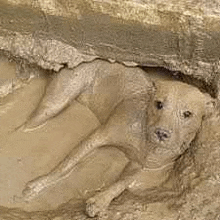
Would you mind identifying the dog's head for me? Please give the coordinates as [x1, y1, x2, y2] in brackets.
[146, 79, 216, 164]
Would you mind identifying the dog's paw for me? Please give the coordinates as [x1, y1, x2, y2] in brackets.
[86, 194, 111, 217]
[21, 176, 48, 202]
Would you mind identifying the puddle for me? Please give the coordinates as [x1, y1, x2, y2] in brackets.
[0, 56, 219, 220]
[0, 58, 128, 212]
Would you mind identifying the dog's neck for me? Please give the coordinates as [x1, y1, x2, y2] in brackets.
[144, 140, 191, 170]
[144, 151, 175, 170]
[143, 161, 174, 171]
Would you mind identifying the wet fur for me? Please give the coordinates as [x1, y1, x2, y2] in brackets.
[17, 60, 216, 217]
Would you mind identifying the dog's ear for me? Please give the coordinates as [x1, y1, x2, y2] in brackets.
[151, 81, 157, 95]
[204, 93, 218, 118]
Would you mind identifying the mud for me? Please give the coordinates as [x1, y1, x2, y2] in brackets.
[0, 57, 128, 212]
[1, 0, 220, 91]
[0, 56, 220, 220]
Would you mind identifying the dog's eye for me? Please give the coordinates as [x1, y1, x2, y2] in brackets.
[155, 101, 163, 109]
[183, 111, 192, 118]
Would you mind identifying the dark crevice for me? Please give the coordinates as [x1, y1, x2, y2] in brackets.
[141, 66, 217, 98]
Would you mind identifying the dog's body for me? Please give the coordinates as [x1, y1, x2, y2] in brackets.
[19, 60, 215, 217]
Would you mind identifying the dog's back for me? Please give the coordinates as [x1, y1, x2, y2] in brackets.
[77, 61, 154, 124]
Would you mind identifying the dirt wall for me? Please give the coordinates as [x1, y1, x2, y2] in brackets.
[1, 0, 220, 90]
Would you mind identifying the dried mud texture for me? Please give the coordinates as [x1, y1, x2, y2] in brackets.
[1, 0, 220, 96]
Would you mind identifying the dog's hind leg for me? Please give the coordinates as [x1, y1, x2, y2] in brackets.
[18, 61, 102, 131]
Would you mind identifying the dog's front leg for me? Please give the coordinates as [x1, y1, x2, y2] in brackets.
[85, 160, 174, 217]
[86, 179, 131, 218]
[85, 161, 140, 217]
[20, 125, 112, 201]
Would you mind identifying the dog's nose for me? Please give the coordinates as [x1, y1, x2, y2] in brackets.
[155, 128, 171, 141]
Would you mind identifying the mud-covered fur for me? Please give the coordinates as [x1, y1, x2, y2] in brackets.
[17, 60, 216, 217]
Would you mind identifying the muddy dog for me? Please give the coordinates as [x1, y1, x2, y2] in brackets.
[17, 60, 215, 217]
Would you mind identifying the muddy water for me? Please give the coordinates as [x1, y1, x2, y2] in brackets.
[0, 59, 128, 212]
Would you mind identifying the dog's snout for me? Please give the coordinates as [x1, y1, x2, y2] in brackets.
[155, 128, 171, 141]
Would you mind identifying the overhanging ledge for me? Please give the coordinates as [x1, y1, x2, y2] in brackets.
[0, 0, 220, 86]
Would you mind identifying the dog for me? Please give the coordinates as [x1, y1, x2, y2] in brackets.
[17, 60, 216, 217]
